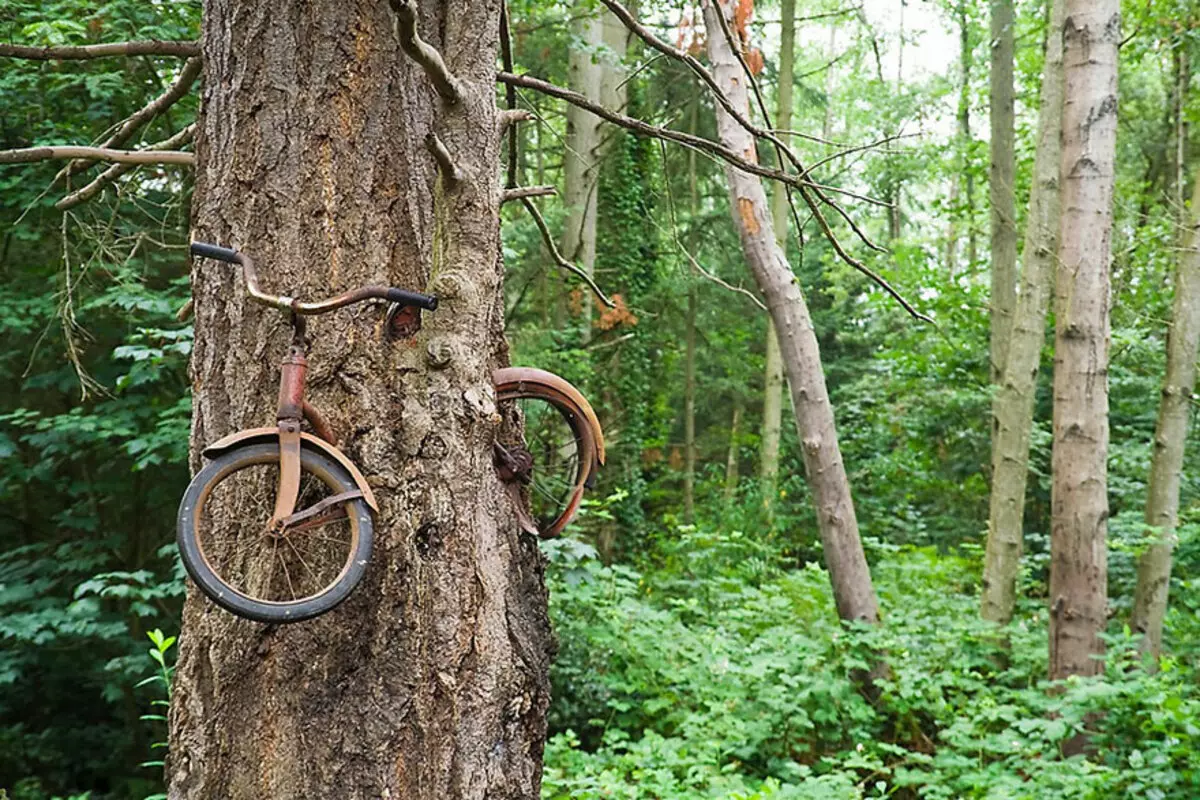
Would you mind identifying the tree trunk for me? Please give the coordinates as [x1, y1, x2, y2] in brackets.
[562, 14, 604, 323]
[703, 0, 879, 623]
[761, 0, 794, 523]
[168, 2, 552, 798]
[724, 398, 743, 506]
[684, 281, 697, 523]
[1131, 173, 1200, 659]
[1049, 0, 1119, 682]
[563, 5, 628, 327]
[945, 4, 974, 274]
[981, 0, 1065, 625]
[988, 0, 1017, 383]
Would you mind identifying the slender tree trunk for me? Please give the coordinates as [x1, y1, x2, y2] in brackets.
[989, 0, 1017, 383]
[563, 13, 604, 323]
[982, 0, 1065, 625]
[684, 281, 697, 523]
[703, 0, 879, 623]
[1131, 173, 1200, 659]
[945, 4, 974, 273]
[563, 5, 628, 327]
[169, 2, 551, 798]
[761, 0, 794, 523]
[724, 398, 743, 506]
[683, 95, 700, 525]
[1049, 0, 1119, 683]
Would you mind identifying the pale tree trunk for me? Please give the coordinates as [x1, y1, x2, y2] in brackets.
[1131, 172, 1200, 659]
[761, 0, 795, 523]
[988, 0, 1017, 383]
[724, 398, 743, 506]
[703, 0, 879, 623]
[945, 4, 974, 274]
[169, 2, 552, 798]
[1049, 0, 1119, 682]
[562, 4, 628, 325]
[562, 14, 603, 322]
[981, 0, 1065, 625]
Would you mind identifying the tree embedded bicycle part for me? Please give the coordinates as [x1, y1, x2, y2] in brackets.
[493, 367, 605, 539]
[179, 243, 606, 623]
[177, 242, 436, 623]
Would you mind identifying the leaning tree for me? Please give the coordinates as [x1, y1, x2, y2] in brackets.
[1, 0, 928, 794]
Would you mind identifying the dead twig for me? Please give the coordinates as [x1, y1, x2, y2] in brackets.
[0, 146, 194, 166]
[56, 125, 196, 210]
[0, 40, 199, 60]
[517, 197, 615, 308]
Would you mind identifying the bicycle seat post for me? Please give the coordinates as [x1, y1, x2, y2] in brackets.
[277, 313, 308, 426]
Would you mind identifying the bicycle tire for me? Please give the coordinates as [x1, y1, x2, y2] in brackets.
[494, 369, 603, 538]
[177, 442, 374, 623]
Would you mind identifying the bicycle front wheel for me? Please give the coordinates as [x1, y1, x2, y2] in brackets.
[177, 442, 373, 623]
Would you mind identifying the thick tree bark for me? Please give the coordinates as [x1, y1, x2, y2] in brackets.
[760, 0, 794, 524]
[168, 2, 552, 798]
[1131, 172, 1200, 659]
[981, 0, 1065, 625]
[1049, 0, 1119, 682]
[703, 0, 879, 623]
[988, 0, 1017, 383]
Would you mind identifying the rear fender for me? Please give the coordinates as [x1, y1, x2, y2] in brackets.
[202, 427, 379, 515]
[492, 367, 606, 471]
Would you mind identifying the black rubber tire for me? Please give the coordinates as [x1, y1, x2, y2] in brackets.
[177, 442, 374, 623]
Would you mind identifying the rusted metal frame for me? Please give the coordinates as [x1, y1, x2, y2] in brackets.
[492, 367, 606, 538]
[493, 366, 606, 466]
[271, 318, 308, 522]
[277, 489, 364, 530]
[302, 401, 337, 444]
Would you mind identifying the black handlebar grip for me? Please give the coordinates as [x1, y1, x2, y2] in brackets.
[190, 242, 242, 263]
[386, 288, 438, 311]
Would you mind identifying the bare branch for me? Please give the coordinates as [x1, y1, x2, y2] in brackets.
[517, 197, 615, 308]
[658, 139, 766, 311]
[58, 57, 202, 181]
[56, 125, 196, 210]
[387, 0, 463, 103]
[502, 185, 556, 204]
[0, 40, 199, 60]
[497, 72, 817, 194]
[602, 0, 888, 252]
[0, 146, 194, 166]
[425, 133, 461, 184]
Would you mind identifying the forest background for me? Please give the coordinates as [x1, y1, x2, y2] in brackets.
[2, 0, 1199, 797]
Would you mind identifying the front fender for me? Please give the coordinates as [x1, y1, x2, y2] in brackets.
[202, 427, 379, 515]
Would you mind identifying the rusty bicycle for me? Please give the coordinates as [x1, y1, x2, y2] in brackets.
[178, 242, 604, 624]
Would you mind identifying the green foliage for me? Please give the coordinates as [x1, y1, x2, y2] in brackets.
[542, 532, 1200, 799]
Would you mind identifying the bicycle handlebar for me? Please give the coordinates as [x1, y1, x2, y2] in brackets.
[189, 241, 438, 314]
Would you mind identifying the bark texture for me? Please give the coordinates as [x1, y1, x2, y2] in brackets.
[1049, 0, 1119, 681]
[1131, 173, 1200, 658]
[168, 2, 552, 798]
[703, 0, 879, 623]
[981, 0, 1065, 625]
[760, 0, 794, 523]
[988, 0, 1017, 383]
